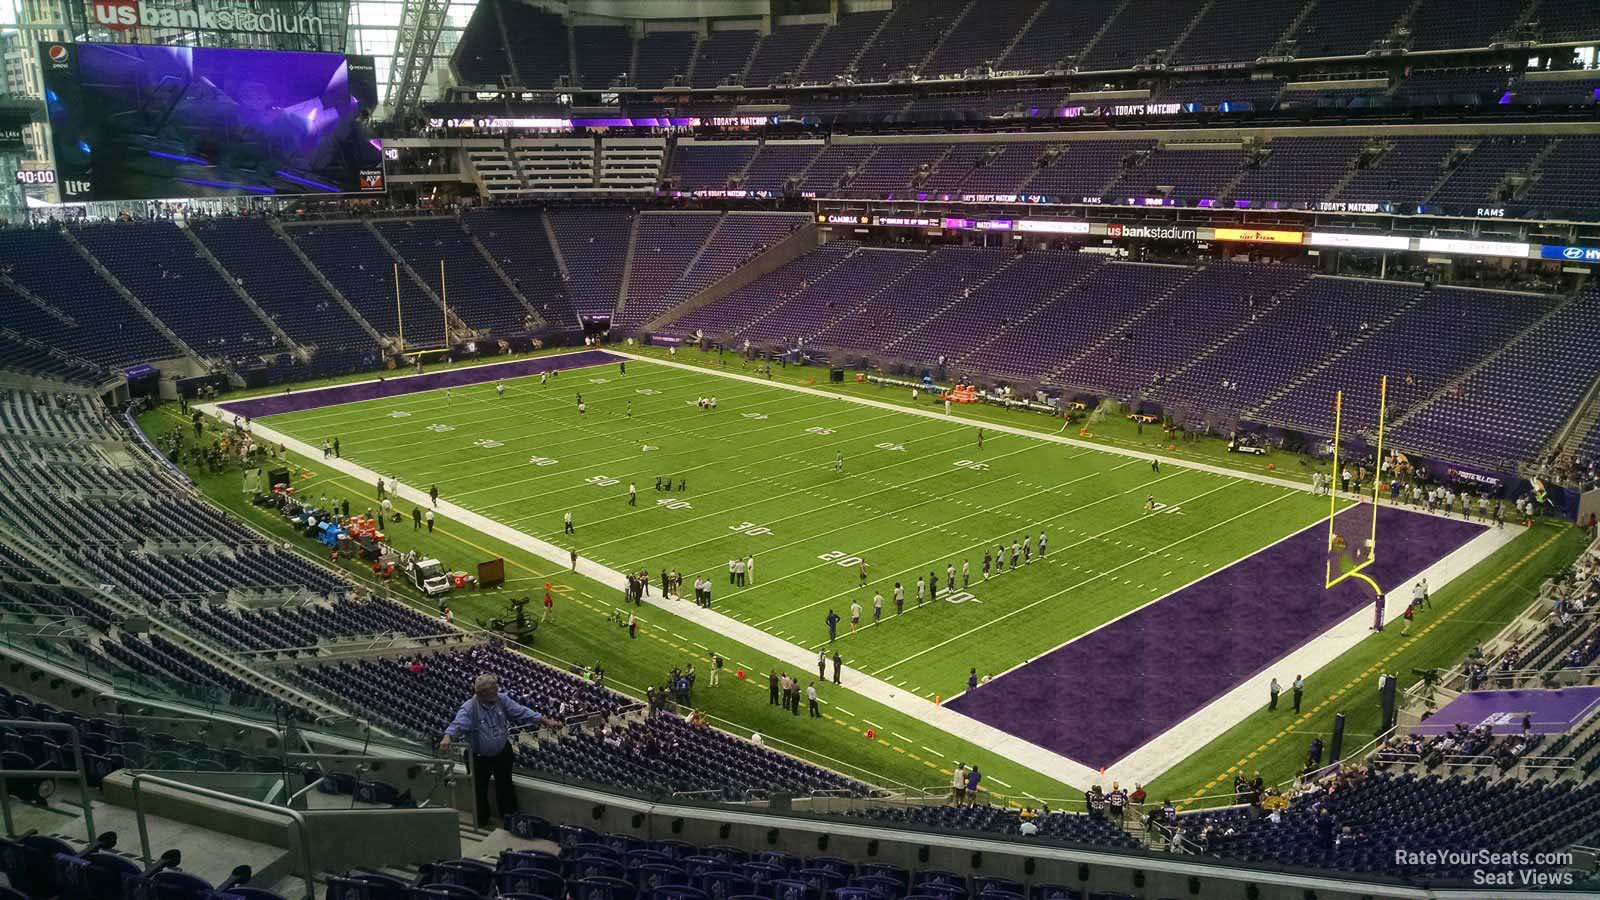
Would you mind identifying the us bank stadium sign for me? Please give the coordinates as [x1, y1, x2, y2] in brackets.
[89, 0, 325, 35]
[1104, 223, 1200, 241]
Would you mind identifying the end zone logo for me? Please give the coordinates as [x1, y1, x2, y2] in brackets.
[90, 0, 138, 30]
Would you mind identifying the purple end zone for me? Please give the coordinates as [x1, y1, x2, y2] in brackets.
[1412, 686, 1600, 736]
[216, 350, 625, 419]
[946, 504, 1486, 770]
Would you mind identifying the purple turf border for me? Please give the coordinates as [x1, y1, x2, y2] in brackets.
[947, 505, 1486, 770]
[216, 350, 625, 419]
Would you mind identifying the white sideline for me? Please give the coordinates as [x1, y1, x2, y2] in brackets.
[196, 349, 1515, 792]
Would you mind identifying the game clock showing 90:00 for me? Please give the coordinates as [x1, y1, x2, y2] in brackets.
[14, 169, 56, 186]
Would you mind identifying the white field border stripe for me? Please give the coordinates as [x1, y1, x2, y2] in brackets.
[1108, 521, 1523, 786]
[199, 407, 1110, 790]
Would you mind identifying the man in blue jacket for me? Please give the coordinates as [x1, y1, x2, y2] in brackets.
[439, 674, 556, 827]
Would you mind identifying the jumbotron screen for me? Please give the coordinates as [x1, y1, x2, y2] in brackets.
[40, 42, 384, 201]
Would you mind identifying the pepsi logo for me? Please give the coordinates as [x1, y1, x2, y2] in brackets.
[47, 45, 67, 62]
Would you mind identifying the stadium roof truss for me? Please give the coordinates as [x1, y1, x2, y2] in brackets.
[386, 0, 451, 118]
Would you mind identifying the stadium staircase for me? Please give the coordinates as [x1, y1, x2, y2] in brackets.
[733, 31, 761, 86]
[492, 0, 520, 84]
[1391, 0, 1432, 47]
[729, 142, 762, 189]
[843, 9, 894, 77]
[954, 256, 1108, 369]
[1247, 282, 1425, 417]
[1069, 0, 1135, 68]
[0, 275, 74, 331]
[683, 31, 703, 86]
[1047, 263, 1202, 384]
[1387, 289, 1588, 433]
[57, 228, 201, 366]
[1322, 143, 1376, 202]
[1131, 274, 1300, 400]
[1419, 141, 1478, 204]
[994, 1, 1052, 68]
[541, 212, 572, 284]
[880, 253, 1024, 350]
[677, 216, 726, 282]
[1540, 371, 1600, 466]
[915, 0, 980, 75]
[180, 227, 305, 359]
[615, 214, 642, 316]
[789, 21, 829, 80]
[565, 20, 579, 86]
[462, 224, 543, 326]
[643, 221, 822, 334]
[1165, 0, 1219, 61]
[1271, 0, 1319, 55]
[1515, 136, 1568, 202]
[266, 220, 385, 348]
[361, 221, 473, 339]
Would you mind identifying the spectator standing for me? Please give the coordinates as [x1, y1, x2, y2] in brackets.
[439, 674, 552, 827]
[1269, 677, 1280, 711]
[951, 764, 967, 805]
[807, 683, 820, 717]
[1292, 675, 1305, 713]
[1109, 783, 1127, 822]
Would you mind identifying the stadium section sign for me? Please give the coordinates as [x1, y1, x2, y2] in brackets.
[90, 0, 325, 35]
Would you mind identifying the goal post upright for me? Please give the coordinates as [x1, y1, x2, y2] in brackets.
[1366, 374, 1389, 557]
[1325, 375, 1389, 598]
[1325, 390, 1344, 587]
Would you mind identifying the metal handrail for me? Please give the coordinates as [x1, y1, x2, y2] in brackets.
[0, 718, 96, 843]
[129, 772, 313, 900]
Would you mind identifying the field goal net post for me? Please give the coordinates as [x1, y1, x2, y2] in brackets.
[1325, 375, 1389, 598]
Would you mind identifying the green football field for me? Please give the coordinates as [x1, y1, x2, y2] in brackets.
[259, 357, 1329, 703]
